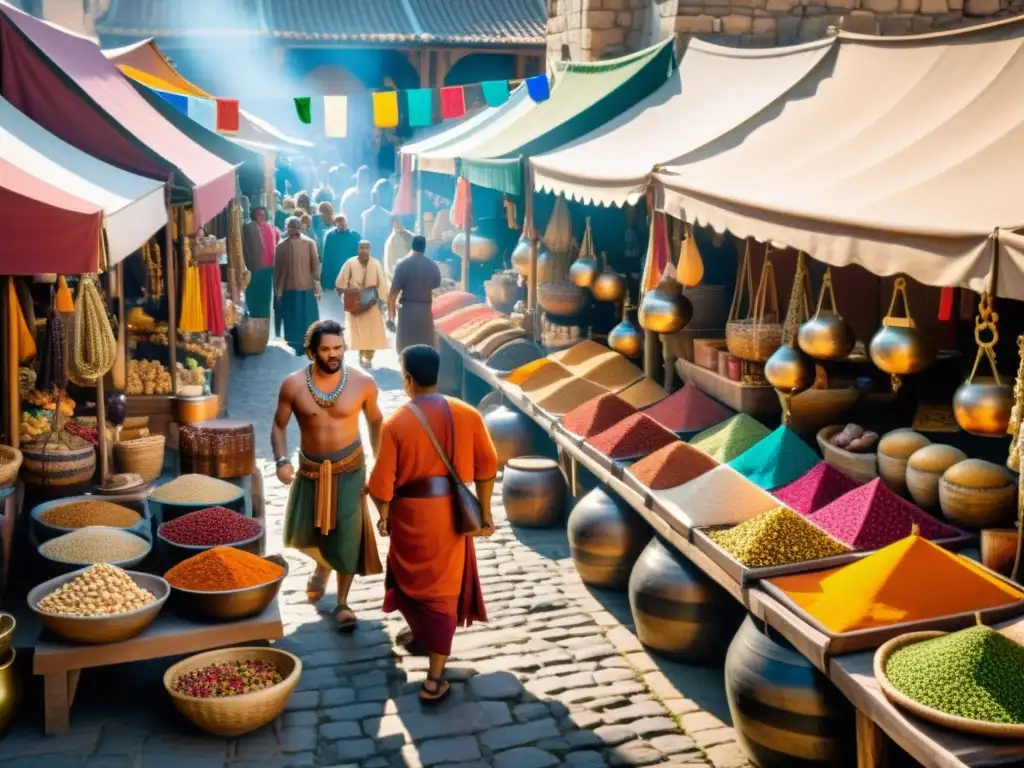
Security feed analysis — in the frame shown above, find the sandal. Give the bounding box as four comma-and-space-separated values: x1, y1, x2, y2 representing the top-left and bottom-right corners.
334, 603, 357, 633
306, 569, 329, 604
419, 675, 451, 705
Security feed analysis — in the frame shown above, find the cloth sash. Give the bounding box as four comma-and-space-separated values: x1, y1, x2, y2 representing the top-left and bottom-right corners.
298, 446, 365, 536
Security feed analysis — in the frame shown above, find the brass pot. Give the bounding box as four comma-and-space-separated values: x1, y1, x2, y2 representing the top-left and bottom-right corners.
798, 313, 855, 361
567, 487, 652, 589
953, 377, 1013, 437
764, 345, 815, 395
483, 405, 534, 470
592, 268, 626, 303
484, 279, 519, 311
511, 237, 531, 275
452, 232, 499, 263
629, 537, 743, 663
608, 318, 644, 359
501, 456, 566, 528
569, 254, 601, 288
868, 326, 934, 376
726, 617, 855, 767
0, 648, 19, 736
638, 277, 693, 334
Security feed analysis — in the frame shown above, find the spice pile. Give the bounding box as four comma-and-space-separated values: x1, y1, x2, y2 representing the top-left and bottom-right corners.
165, 547, 284, 591
616, 378, 669, 409
707, 507, 850, 569
518, 361, 573, 393
770, 534, 1024, 633
629, 442, 718, 491
808, 478, 961, 549
533, 378, 607, 416
551, 340, 609, 368
774, 462, 861, 516
641, 383, 734, 434
885, 625, 1024, 724
690, 414, 771, 463
161, 507, 262, 547
171, 659, 284, 698
36, 563, 156, 617
727, 426, 820, 491
152, 474, 241, 504
561, 394, 637, 439
436, 306, 500, 335
40, 528, 149, 565
432, 291, 478, 319
487, 340, 546, 373
586, 413, 679, 461
39, 501, 141, 530
578, 354, 644, 391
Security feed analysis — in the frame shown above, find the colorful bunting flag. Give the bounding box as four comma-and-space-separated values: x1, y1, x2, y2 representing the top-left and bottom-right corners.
372, 91, 399, 128
294, 97, 312, 125
155, 90, 189, 114
440, 86, 466, 120
216, 98, 240, 134
323, 95, 348, 138
481, 80, 510, 108
526, 74, 550, 103
187, 98, 217, 130
406, 89, 433, 128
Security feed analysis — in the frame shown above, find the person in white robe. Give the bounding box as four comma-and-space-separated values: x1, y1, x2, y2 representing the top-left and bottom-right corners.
335, 240, 389, 367
384, 216, 413, 279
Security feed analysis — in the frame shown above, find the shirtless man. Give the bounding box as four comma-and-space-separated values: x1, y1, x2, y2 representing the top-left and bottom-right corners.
273, 319, 384, 631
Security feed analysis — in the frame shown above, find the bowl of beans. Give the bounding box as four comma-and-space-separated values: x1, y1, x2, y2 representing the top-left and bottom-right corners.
148, 474, 246, 524
164, 548, 288, 622
31, 496, 153, 545
157, 507, 264, 566
28, 563, 169, 644
37, 526, 153, 574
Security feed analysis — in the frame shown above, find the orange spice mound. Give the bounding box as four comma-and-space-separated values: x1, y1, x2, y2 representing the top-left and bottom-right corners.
629, 442, 719, 491
165, 547, 284, 591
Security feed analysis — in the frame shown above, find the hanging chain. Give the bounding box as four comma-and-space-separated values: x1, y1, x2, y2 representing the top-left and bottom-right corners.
968, 292, 1001, 386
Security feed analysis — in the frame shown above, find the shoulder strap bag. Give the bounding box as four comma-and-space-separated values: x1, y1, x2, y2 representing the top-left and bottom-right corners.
344, 261, 379, 315
407, 399, 485, 536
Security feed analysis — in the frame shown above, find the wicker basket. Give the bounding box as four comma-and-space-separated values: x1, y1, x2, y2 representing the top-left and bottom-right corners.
537, 281, 586, 317
816, 425, 878, 484
0, 446, 22, 489
725, 242, 781, 362
726, 319, 783, 363
114, 435, 166, 483
180, 420, 255, 479
164, 647, 302, 736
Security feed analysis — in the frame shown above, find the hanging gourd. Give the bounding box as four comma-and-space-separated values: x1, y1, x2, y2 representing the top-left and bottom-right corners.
608, 293, 644, 359
69, 276, 117, 385
569, 217, 600, 289
55, 276, 74, 315
639, 274, 692, 335
869, 276, 935, 392
592, 252, 626, 304
953, 293, 1013, 437
765, 252, 815, 420
677, 223, 704, 288
797, 267, 855, 360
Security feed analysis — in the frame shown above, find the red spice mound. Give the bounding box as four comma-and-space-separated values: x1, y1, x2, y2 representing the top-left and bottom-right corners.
774, 462, 861, 516
561, 393, 637, 439
436, 305, 501, 335
161, 506, 263, 547
808, 478, 962, 550
432, 291, 479, 319
641, 382, 734, 433
587, 413, 679, 461
629, 442, 719, 490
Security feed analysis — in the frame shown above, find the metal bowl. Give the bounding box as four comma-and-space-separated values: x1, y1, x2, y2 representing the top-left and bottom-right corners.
148, 482, 247, 524
168, 554, 288, 622
37, 527, 153, 575
0, 613, 14, 658
156, 520, 265, 567
30, 494, 153, 545
27, 568, 169, 645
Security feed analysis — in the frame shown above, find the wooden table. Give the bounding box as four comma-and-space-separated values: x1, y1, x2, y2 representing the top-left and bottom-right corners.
33, 600, 284, 735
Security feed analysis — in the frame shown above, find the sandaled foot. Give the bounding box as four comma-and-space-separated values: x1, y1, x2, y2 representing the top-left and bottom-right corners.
397, 627, 428, 656
334, 604, 357, 633
306, 570, 329, 604
419, 676, 450, 704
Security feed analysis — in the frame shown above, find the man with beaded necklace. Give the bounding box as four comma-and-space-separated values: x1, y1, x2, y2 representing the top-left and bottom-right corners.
273, 319, 384, 630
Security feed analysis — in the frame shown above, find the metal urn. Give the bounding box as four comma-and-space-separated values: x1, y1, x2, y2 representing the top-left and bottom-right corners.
483, 405, 534, 470
726, 617, 855, 767
452, 232, 499, 263
954, 377, 1013, 437
592, 255, 626, 304
608, 296, 644, 359
501, 456, 566, 528
569, 217, 601, 289
638, 276, 693, 335
629, 538, 744, 663
0, 646, 18, 735
869, 277, 934, 386
797, 269, 855, 360
567, 487, 652, 589
764, 344, 815, 396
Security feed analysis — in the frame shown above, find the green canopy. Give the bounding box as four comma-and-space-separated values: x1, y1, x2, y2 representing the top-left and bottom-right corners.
458, 38, 677, 195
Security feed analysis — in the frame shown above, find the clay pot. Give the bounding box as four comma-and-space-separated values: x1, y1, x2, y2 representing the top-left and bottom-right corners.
452, 232, 499, 263
567, 487, 652, 589
638, 277, 693, 335
953, 376, 1013, 437
501, 457, 566, 528
483, 406, 534, 470
537, 281, 586, 317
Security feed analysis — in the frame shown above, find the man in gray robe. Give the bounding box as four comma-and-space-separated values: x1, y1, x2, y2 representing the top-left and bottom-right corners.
387, 235, 441, 353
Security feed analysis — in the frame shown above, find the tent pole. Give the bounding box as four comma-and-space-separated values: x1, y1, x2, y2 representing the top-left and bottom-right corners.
166, 202, 178, 396
461, 184, 472, 292
5, 277, 18, 450
415, 165, 423, 235
524, 162, 538, 341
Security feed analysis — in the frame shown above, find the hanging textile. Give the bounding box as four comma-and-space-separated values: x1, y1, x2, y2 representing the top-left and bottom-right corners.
180, 263, 207, 333
216, 98, 240, 133
155, 90, 189, 114
641, 212, 670, 296
526, 74, 550, 103
199, 263, 225, 336
481, 80, 511, 107
187, 98, 216, 130
323, 95, 348, 138
10, 279, 35, 363
373, 91, 399, 129
294, 97, 312, 125
406, 89, 433, 128
440, 86, 466, 120
393, 154, 415, 216
451, 178, 472, 230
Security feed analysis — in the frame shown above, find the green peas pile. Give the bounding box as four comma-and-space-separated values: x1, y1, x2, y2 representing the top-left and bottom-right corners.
708, 506, 850, 568
885, 626, 1024, 724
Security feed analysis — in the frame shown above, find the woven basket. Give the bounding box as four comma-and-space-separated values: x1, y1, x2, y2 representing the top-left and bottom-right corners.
816, 426, 878, 484
726, 319, 783, 363
114, 435, 166, 483
537, 281, 586, 317
725, 242, 781, 362
164, 647, 302, 737
0, 445, 22, 489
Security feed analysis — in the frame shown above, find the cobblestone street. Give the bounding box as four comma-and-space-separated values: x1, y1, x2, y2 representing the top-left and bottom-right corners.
0, 333, 752, 768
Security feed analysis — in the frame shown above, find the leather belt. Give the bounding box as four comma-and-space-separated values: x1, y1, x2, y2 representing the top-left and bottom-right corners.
394, 476, 451, 499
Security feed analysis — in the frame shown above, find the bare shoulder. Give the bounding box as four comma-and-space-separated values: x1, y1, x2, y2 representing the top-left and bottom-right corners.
345, 365, 379, 398
279, 369, 306, 400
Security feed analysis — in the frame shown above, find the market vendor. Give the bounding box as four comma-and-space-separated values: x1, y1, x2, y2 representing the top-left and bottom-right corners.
274, 217, 322, 355
274, 318, 384, 631
242, 206, 277, 319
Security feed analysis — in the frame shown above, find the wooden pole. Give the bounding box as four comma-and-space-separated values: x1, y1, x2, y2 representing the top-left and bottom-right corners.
524, 162, 539, 341
5, 277, 18, 449
461, 182, 472, 292
116, 262, 127, 390
95, 367, 107, 485
166, 204, 178, 396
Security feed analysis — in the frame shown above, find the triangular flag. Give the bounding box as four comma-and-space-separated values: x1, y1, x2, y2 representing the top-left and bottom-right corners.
526, 74, 550, 103
406, 89, 433, 128
324, 95, 348, 138
155, 89, 189, 114
481, 80, 510, 107
294, 97, 312, 125
187, 97, 216, 130
372, 91, 399, 128
440, 86, 466, 120
215, 98, 240, 134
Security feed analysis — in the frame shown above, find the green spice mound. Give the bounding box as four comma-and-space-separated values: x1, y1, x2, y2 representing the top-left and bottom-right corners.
708, 506, 850, 568
885, 626, 1024, 724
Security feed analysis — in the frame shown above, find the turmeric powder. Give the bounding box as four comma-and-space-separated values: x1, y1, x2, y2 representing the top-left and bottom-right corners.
165, 547, 284, 592
770, 533, 1024, 634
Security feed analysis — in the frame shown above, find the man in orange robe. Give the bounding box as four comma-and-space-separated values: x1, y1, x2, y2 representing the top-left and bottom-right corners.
366, 345, 497, 703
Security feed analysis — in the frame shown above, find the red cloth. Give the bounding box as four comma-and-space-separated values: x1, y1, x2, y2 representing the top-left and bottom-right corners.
440, 86, 466, 120
938, 287, 954, 322
199, 263, 225, 335
216, 98, 240, 133
451, 178, 471, 230
393, 153, 415, 216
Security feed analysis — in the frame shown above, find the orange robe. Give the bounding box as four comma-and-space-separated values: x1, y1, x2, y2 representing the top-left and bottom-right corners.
367, 394, 498, 655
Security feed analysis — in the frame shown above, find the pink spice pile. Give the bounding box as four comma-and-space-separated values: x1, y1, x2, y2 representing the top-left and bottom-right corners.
774, 462, 862, 516
641, 382, 734, 433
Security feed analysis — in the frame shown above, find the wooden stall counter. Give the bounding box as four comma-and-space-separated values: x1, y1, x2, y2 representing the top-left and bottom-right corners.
33, 600, 284, 735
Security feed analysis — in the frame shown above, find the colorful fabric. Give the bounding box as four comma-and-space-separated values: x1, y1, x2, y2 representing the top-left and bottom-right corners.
324, 95, 348, 138
294, 97, 312, 125
216, 98, 240, 133
526, 74, 550, 103
481, 80, 510, 107
321, 227, 361, 292
199, 263, 225, 336
278, 289, 320, 355
156, 90, 188, 114
259, 222, 277, 267
187, 97, 216, 130
247, 267, 274, 318
440, 86, 466, 119
406, 89, 433, 128
373, 91, 399, 128
392, 153, 415, 216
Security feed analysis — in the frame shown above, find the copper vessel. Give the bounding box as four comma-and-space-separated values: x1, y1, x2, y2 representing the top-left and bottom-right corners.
592, 254, 626, 304
0, 648, 19, 735
501, 456, 566, 528
954, 376, 1013, 438
764, 344, 815, 396
869, 278, 934, 380
569, 217, 601, 288
638, 276, 693, 334
797, 269, 855, 360
567, 487, 651, 589
483, 405, 534, 470
608, 305, 644, 359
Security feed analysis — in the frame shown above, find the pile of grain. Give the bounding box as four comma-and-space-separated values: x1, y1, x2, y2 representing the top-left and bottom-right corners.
37, 563, 155, 617
40, 527, 149, 565
708, 507, 850, 568
629, 442, 718, 491
151, 474, 240, 504
617, 378, 669, 409
432, 292, 479, 319
561, 394, 637, 439
39, 501, 141, 529
641, 383, 733, 434
487, 340, 546, 373
689, 414, 771, 463
586, 414, 679, 461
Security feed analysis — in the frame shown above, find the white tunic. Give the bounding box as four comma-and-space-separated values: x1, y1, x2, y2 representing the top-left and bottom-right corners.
336, 257, 389, 351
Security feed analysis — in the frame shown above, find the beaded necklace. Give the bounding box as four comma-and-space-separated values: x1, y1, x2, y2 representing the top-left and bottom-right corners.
306, 363, 347, 409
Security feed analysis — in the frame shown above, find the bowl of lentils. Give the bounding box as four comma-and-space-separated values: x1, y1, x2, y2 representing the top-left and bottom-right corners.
157, 506, 264, 565
28, 563, 169, 644
31, 495, 152, 545
163, 646, 301, 736
38, 526, 152, 574
149, 474, 246, 524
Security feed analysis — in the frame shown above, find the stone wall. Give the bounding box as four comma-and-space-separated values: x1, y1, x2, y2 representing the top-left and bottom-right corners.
548, 0, 1024, 60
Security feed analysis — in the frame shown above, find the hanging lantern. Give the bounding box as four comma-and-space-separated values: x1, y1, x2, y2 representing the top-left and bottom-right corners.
953, 293, 1013, 437
869, 276, 935, 392
797, 268, 855, 360
639, 276, 693, 334
569, 217, 600, 289
593, 253, 626, 303
765, 252, 815, 401
609, 294, 644, 359
677, 224, 705, 288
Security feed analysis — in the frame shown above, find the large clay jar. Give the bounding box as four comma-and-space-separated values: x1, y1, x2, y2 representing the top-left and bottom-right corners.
629, 538, 743, 663
484, 405, 534, 470
726, 617, 855, 768
502, 457, 566, 528
568, 487, 652, 589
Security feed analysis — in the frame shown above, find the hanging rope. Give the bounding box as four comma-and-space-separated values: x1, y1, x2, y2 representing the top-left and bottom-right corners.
70, 275, 117, 383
